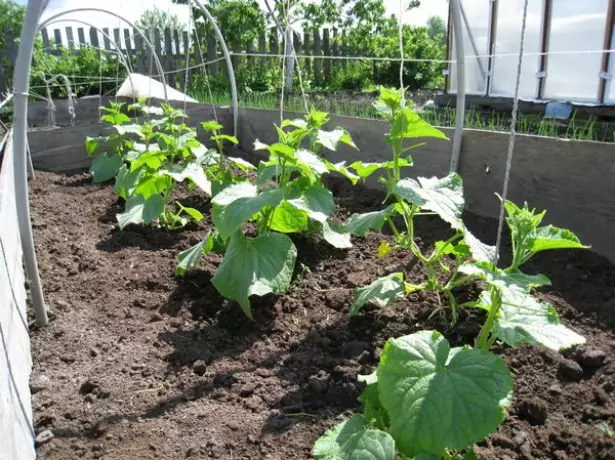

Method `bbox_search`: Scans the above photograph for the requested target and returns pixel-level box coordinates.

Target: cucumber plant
[176,108,359,318]
[85,101,247,230]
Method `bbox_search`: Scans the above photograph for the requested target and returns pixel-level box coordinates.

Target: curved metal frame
[39,8,168,102]
[449,0,467,173]
[191,0,239,137]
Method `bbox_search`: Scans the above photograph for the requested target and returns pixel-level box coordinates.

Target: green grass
[190,88,615,143]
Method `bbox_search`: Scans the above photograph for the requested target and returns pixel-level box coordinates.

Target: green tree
[0,0,25,89]
[136,7,185,38]
[427,15,447,47]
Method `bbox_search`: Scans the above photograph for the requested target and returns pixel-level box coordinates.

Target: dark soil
[29,170,615,460]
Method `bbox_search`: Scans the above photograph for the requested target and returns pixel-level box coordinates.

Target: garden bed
[29,170,615,460]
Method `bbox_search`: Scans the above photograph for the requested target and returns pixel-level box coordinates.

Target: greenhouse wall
[0,133,36,460]
[448,0,615,104]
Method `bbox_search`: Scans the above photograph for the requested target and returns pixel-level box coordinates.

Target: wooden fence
[22,26,354,92]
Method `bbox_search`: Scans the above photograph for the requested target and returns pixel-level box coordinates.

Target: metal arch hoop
[38,8,168,102]
[190,0,239,137]
[449,0,467,173]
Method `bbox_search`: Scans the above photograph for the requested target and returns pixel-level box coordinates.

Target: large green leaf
[458,262,551,291]
[133,172,172,200]
[162,162,212,196]
[463,230,496,263]
[90,153,123,183]
[130,150,166,171]
[394,173,464,230]
[269,201,309,233]
[358,383,389,430]
[312,415,395,460]
[113,164,142,200]
[316,128,357,151]
[323,160,360,185]
[377,330,513,457]
[322,219,352,249]
[296,149,329,176]
[85,136,108,155]
[531,225,588,252]
[392,107,448,141]
[176,232,215,276]
[212,232,296,318]
[479,286,586,350]
[345,205,399,237]
[116,194,165,229]
[212,183,284,239]
[287,186,335,223]
[352,273,405,315]
[349,159,413,180]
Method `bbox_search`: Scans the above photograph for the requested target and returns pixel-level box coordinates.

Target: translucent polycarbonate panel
[606,30,615,103]
[489,0,544,99]
[544,0,609,101]
[449,0,491,94]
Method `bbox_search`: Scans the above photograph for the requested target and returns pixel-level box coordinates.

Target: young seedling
[177,109,359,318]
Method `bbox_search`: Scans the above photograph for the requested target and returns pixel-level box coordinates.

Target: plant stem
[477,288,501,350]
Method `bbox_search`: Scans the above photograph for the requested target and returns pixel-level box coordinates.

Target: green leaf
[269,201,309,233]
[306,107,330,128]
[345,205,399,237]
[176,232,215,276]
[480,286,586,350]
[379,87,403,110]
[359,383,389,429]
[113,164,142,200]
[255,141,295,161]
[177,202,204,222]
[394,173,465,230]
[322,219,352,249]
[377,330,513,457]
[133,172,171,199]
[130,150,166,171]
[312,415,395,460]
[352,273,405,315]
[90,153,123,183]
[349,159,412,180]
[287,186,335,223]
[101,112,130,125]
[392,107,448,141]
[202,120,223,132]
[281,118,308,129]
[316,129,357,151]
[531,225,588,252]
[116,194,165,230]
[85,136,107,155]
[296,149,329,176]
[162,162,212,196]
[463,230,496,263]
[114,124,144,137]
[324,160,360,185]
[459,262,551,291]
[212,183,284,239]
[212,232,297,318]
[227,156,256,170]
[211,134,239,145]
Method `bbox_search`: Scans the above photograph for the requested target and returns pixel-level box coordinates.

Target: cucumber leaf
[463,230,496,263]
[392,107,448,141]
[352,273,405,315]
[287,186,335,223]
[212,232,296,319]
[531,225,588,252]
[322,219,352,249]
[458,262,551,291]
[345,204,400,237]
[479,286,586,350]
[316,128,357,151]
[176,231,215,276]
[377,330,512,457]
[116,194,165,230]
[162,162,212,196]
[312,415,395,460]
[269,201,309,233]
[90,152,123,183]
[212,183,284,239]
[394,173,464,230]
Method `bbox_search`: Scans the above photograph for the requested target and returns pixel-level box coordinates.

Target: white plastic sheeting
[449,0,613,103]
[544,0,610,101]
[116,73,197,103]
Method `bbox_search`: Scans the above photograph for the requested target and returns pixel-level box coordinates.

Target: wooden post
[41,28,52,53]
[182,30,190,92]
[89,27,100,49]
[331,28,338,78]
[207,37,218,76]
[258,33,267,75]
[598,0,615,103]
[341,30,347,72]
[303,28,311,79]
[53,29,62,50]
[102,27,111,51]
[164,28,175,87]
[113,28,121,52]
[65,27,75,50]
[154,29,163,78]
[322,28,331,84]
[77,27,86,47]
[125,30,137,72]
[313,29,322,85]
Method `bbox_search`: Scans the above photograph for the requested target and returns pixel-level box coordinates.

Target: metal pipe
[459,1,487,80]
[12,0,48,326]
[38,8,168,102]
[450,0,466,173]
[190,0,239,137]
